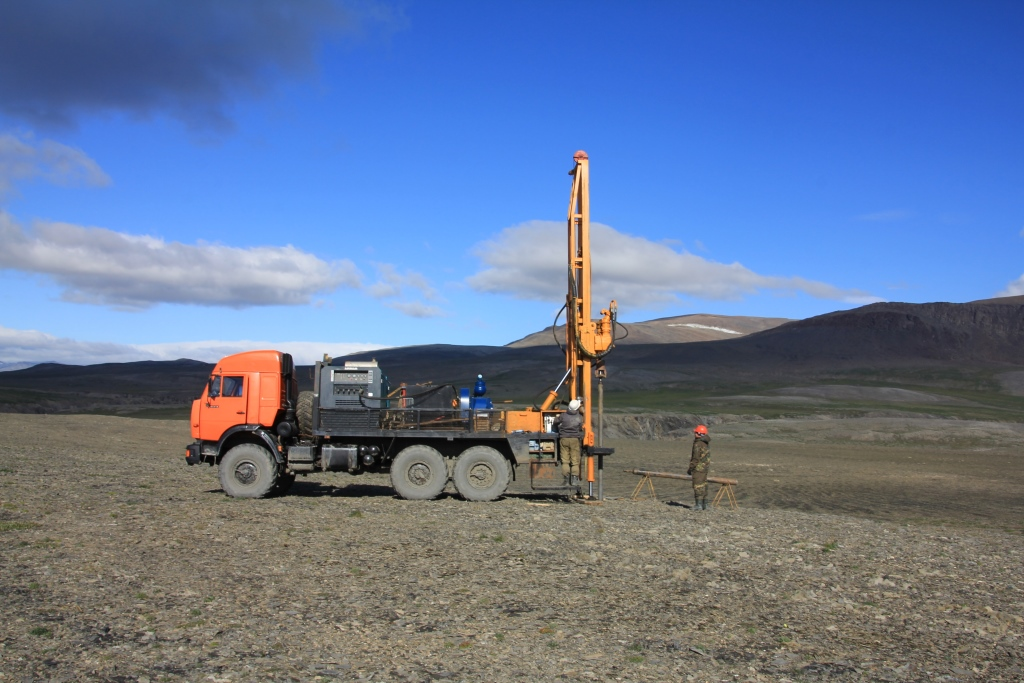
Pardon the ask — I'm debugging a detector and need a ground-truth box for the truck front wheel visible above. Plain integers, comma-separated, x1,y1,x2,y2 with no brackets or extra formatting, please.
390,445,448,500
219,444,278,499
453,446,510,501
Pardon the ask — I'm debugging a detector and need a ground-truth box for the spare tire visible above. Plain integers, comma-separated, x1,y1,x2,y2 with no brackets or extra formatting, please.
297,391,314,436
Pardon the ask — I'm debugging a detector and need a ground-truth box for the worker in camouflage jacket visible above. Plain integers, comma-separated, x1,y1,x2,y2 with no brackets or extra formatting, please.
687,424,711,511
554,399,585,486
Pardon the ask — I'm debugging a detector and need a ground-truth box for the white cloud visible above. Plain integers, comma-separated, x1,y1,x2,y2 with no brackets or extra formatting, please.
0,326,139,365
0,131,111,197
856,209,912,222
368,262,440,300
468,220,880,311
0,211,362,308
367,262,446,318
138,340,386,366
997,275,1024,297
0,325,385,365
385,301,447,318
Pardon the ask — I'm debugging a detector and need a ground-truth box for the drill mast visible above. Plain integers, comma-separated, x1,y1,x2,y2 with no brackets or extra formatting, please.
542,150,617,446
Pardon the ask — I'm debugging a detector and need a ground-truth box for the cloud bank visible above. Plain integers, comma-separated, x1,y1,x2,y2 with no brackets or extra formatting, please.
998,275,1024,297
468,220,880,311
0,325,383,366
0,211,361,308
368,262,447,318
0,0,400,131
0,132,111,197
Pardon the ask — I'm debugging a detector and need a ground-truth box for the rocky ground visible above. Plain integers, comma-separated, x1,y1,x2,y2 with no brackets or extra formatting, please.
1,414,1022,682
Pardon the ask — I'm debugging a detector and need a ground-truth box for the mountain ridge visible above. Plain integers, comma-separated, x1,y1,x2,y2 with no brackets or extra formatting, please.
1,298,1022,419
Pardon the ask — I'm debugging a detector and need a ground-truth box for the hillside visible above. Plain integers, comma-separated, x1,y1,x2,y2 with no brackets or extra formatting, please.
601,300,1024,383
507,313,792,347
1,299,1023,421
0,359,212,416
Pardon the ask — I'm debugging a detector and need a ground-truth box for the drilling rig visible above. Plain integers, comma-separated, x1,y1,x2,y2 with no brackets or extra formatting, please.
528,150,617,493
186,151,618,501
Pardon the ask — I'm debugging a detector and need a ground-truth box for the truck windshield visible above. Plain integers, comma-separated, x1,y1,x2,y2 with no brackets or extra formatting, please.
208,376,221,398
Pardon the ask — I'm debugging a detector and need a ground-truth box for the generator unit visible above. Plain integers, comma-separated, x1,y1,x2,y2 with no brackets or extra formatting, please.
319,360,389,410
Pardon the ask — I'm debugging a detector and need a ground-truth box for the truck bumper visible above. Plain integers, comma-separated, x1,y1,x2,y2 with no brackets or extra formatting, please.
185,443,202,466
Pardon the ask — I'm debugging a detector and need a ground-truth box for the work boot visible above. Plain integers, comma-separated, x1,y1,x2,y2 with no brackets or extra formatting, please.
702,497,710,511
570,475,579,487
693,497,702,511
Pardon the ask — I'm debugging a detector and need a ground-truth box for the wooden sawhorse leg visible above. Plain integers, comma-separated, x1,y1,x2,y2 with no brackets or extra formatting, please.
711,483,738,510
630,474,656,501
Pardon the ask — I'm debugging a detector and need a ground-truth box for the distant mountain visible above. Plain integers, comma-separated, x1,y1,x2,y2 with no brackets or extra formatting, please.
1,300,1022,416
595,300,1024,390
340,300,1024,394
0,359,213,415
969,294,1024,305
507,313,791,347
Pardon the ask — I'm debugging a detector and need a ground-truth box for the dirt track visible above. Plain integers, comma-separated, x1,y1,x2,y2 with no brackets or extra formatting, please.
1,414,1022,682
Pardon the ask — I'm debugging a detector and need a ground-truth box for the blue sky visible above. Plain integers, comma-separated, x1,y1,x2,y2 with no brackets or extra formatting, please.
0,0,1021,365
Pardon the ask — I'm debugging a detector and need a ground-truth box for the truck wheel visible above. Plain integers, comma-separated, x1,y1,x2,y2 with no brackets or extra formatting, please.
453,446,511,502
219,444,278,499
297,391,314,436
390,445,448,500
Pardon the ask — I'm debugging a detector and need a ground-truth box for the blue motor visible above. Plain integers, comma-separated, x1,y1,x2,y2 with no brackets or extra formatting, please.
459,374,493,412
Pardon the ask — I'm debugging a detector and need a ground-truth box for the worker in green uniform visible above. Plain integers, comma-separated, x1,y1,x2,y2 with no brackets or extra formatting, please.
687,424,711,511
554,399,584,486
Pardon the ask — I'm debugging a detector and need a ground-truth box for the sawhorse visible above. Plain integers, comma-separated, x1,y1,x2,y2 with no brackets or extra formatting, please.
626,468,739,510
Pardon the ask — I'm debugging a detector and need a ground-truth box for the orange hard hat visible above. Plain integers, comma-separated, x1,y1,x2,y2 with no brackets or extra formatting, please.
694,425,708,436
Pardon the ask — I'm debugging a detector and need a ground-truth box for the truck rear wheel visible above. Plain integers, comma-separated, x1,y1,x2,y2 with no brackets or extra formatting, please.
390,445,448,500
453,446,511,501
219,444,278,499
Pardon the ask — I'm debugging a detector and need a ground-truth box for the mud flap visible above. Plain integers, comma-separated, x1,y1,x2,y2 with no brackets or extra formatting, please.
529,458,568,491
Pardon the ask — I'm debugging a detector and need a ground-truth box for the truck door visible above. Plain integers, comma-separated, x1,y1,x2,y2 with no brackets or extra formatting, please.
199,374,248,442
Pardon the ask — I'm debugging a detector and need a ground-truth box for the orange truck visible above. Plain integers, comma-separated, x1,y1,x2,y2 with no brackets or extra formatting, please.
185,151,617,501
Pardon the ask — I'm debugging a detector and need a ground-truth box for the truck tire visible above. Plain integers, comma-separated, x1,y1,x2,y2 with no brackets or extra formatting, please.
219,443,278,499
390,445,448,500
297,391,314,436
453,446,511,502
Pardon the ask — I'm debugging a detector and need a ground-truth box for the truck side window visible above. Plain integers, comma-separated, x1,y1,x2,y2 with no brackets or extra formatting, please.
208,376,221,398
223,376,244,397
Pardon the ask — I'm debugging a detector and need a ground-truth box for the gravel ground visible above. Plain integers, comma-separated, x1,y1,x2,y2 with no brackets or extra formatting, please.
1,414,1022,682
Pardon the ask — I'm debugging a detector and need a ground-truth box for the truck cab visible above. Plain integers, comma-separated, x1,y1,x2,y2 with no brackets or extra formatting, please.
187,350,298,466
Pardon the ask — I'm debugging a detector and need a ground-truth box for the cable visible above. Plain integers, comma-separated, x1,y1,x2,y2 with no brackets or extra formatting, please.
551,303,567,351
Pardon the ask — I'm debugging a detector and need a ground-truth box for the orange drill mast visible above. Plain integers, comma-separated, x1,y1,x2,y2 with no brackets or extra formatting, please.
540,150,617,447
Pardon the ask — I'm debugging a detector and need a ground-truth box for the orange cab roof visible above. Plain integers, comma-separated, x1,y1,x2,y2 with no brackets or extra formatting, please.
212,350,285,374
